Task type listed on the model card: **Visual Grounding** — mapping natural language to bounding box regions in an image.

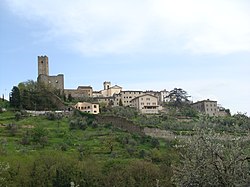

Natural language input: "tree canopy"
[166,88,190,107]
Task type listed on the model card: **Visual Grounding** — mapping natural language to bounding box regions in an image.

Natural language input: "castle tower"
[38,56,49,76]
[103,81,111,90]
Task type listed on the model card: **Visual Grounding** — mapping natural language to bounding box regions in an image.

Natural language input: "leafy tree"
[166,88,190,108]
[179,104,199,117]
[31,126,49,147]
[9,86,21,108]
[173,129,250,186]
[104,160,165,187]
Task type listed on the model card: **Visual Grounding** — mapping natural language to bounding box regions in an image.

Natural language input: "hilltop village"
[1,56,249,187]
[37,55,228,116]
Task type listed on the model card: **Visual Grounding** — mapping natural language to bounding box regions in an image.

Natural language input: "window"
[146,98,150,101]
[88,106,90,109]
[94,111,97,113]
[141,103,144,105]
[141,98,143,100]
[94,105,97,108]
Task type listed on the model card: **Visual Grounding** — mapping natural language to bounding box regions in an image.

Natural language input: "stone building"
[191,99,218,116]
[74,102,99,114]
[97,81,122,97]
[131,94,159,114]
[113,91,144,107]
[112,90,169,107]
[37,56,64,92]
[64,86,93,99]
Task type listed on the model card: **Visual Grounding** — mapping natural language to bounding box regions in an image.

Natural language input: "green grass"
[0,110,177,164]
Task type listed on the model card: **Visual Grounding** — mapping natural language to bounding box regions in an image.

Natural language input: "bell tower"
[103,81,111,90]
[38,55,49,76]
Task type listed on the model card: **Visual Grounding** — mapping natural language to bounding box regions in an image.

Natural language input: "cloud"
[5,0,250,55]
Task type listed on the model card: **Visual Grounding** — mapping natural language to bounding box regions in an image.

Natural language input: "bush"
[69,118,88,130]
[151,138,160,149]
[6,124,18,136]
[15,111,22,121]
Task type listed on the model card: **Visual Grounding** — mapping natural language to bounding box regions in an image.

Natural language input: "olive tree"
[172,129,250,186]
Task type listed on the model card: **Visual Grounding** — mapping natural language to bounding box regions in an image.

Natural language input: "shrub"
[151,138,160,149]
[6,124,18,136]
[15,111,22,121]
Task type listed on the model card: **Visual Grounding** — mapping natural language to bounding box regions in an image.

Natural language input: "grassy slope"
[0,111,176,165]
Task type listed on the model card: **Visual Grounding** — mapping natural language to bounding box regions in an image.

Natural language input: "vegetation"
[0,109,177,186]
[173,129,250,186]
[9,80,63,111]
[1,85,250,186]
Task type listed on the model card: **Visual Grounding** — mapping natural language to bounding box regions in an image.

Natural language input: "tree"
[14,111,22,121]
[166,88,190,108]
[31,126,49,147]
[119,99,123,106]
[68,94,73,102]
[0,162,10,187]
[9,86,21,108]
[173,129,250,186]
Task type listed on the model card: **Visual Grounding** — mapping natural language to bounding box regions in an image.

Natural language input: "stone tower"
[103,81,111,90]
[38,56,49,76]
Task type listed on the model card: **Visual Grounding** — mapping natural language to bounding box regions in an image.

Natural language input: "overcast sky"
[1,0,250,115]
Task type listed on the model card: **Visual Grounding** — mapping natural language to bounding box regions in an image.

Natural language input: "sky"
[0,0,250,115]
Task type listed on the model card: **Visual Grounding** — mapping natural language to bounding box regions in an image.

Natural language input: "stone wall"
[95,115,144,135]
[37,74,64,92]
[143,127,176,140]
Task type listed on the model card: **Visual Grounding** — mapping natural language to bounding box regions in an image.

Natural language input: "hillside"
[0,108,249,186]
[0,110,177,186]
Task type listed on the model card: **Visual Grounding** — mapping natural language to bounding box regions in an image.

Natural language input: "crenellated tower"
[37,55,64,92]
[38,55,49,76]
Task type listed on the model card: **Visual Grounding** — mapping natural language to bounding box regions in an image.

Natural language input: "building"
[64,86,93,99]
[37,56,64,92]
[131,94,159,114]
[192,99,218,116]
[160,89,170,103]
[95,96,114,106]
[74,102,99,114]
[99,81,122,97]
[113,91,144,107]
